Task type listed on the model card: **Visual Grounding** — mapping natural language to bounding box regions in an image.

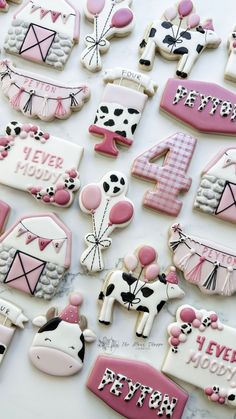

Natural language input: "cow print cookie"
[79,171,134,273]
[225,28,236,82]
[90,68,157,157]
[0,297,28,367]
[139,0,221,78]
[87,354,188,419]
[98,246,184,338]
[162,304,236,409]
[29,293,96,376]
[0,0,21,12]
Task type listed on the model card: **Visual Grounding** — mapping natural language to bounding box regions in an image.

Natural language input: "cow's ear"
[46,307,58,321]
[32,315,47,328]
[79,315,88,331]
[83,329,96,343]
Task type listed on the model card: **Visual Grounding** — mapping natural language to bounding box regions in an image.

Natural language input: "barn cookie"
[87,355,188,419]
[225,28,236,82]
[79,171,134,273]
[0,0,21,12]
[194,147,236,224]
[98,246,184,338]
[0,60,90,121]
[81,0,134,72]
[163,304,236,408]
[0,297,28,366]
[169,224,236,296]
[4,0,80,70]
[139,0,221,78]
[0,121,83,207]
[0,213,72,300]
[29,293,96,376]
[160,78,236,136]
[90,68,157,157]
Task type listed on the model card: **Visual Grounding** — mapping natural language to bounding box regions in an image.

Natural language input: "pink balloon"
[111,8,134,28]
[124,254,138,272]
[164,6,177,21]
[87,0,105,15]
[138,246,156,267]
[178,0,193,18]
[145,263,160,281]
[187,13,200,28]
[81,185,102,211]
[109,201,134,225]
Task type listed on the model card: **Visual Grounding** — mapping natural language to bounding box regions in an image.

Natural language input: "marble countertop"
[0,0,236,418]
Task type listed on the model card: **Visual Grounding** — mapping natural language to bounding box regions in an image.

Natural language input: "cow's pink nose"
[29,346,83,376]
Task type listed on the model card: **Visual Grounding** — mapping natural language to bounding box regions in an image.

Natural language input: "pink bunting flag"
[25,232,37,244]
[51,239,65,253]
[40,8,49,19]
[17,226,27,237]
[61,13,70,24]
[38,238,52,251]
[50,11,61,23]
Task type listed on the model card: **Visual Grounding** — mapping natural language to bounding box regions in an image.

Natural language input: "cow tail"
[98,271,114,301]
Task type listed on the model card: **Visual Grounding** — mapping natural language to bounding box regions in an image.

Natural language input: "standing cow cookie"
[225,28,236,82]
[4,0,80,70]
[0,0,21,12]
[139,0,221,78]
[194,147,236,224]
[81,0,134,72]
[90,68,157,157]
[79,171,134,273]
[98,246,184,338]
[29,293,96,376]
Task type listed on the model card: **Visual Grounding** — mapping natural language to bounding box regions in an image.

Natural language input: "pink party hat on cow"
[166,267,179,284]
[59,294,83,324]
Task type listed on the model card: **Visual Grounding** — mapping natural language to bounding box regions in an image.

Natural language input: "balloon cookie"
[0,0,21,12]
[81,0,134,72]
[139,0,221,78]
[98,246,184,338]
[90,68,157,157]
[225,28,236,82]
[29,293,96,376]
[4,0,80,69]
[163,304,236,408]
[0,297,28,366]
[79,171,134,273]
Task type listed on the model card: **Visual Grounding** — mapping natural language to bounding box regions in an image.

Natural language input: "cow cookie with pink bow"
[98,246,185,338]
[0,0,21,12]
[139,0,221,78]
[29,293,96,377]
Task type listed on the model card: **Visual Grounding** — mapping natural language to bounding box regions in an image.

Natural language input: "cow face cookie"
[0,121,83,207]
[79,171,134,273]
[0,60,90,121]
[4,0,80,70]
[139,0,221,78]
[87,355,189,419]
[81,0,134,72]
[194,147,236,224]
[162,304,236,408]
[0,213,72,300]
[169,224,236,297]
[0,0,21,12]
[98,246,184,338]
[0,297,28,366]
[90,68,157,157]
[225,28,236,82]
[29,293,96,376]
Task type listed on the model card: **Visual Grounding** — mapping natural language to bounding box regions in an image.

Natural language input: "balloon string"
[171,18,182,53]
[132,267,144,296]
[98,200,110,238]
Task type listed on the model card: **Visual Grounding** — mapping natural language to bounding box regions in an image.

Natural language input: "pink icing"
[90,125,133,157]
[179,307,196,323]
[87,0,105,15]
[0,200,10,233]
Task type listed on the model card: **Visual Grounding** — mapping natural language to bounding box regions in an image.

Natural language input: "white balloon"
[124,254,138,272]
[164,5,178,21]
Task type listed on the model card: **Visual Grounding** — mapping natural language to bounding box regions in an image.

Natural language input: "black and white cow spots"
[98,368,116,390]
[220,100,233,117]
[198,94,212,111]
[124,379,141,401]
[173,85,188,105]
[102,172,126,197]
[210,97,222,115]
[184,90,199,108]
[202,316,211,328]
[180,323,192,335]
[149,390,162,409]
[94,102,141,140]
[157,394,178,418]
[137,385,153,407]
[6,121,21,136]
[0,344,6,354]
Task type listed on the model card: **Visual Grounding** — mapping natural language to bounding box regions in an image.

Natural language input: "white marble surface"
[0,0,236,418]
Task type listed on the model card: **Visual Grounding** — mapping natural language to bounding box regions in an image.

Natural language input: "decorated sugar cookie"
[29,293,96,376]
[98,246,184,338]
[194,147,236,224]
[90,68,157,157]
[163,304,236,408]
[225,28,236,82]
[0,213,71,300]
[169,224,236,296]
[4,0,80,69]
[0,0,21,13]
[81,0,134,72]
[139,0,221,78]
[79,171,134,273]
[87,355,189,419]
[132,132,197,216]
[0,60,90,121]
[0,121,83,207]
[0,297,28,366]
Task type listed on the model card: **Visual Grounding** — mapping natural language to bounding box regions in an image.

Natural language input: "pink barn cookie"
[29,293,96,376]
[90,68,157,157]
[0,213,72,300]
[0,297,28,366]
[0,60,90,121]
[87,355,188,419]
[194,147,236,224]
[0,200,10,233]
[161,79,236,135]
[4,0,80,70]
[0,0,21,12]
[131,132,197,216]
[169,224,236,297]
[163,304,236,408]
